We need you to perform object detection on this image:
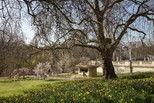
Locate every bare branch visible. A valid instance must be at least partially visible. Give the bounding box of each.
[128,27,146,45]
[128,27,147,36]
[84,0,95,13]
[108,0,123,9]
[74,43,99,51]
[111,0,152,50]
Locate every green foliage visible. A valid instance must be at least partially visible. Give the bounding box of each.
[118,72,154,79]
[0,73,154,103]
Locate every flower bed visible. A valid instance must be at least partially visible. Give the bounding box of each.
[0,73,154,103]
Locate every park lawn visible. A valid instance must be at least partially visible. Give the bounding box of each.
[0,72,153,103]
[1,76,153,103]
[0,79,57,97]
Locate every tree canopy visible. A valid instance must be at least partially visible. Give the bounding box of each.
[0,0,154,79]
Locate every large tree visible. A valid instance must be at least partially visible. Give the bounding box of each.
[0,27,27,75]
[1,0,154,79]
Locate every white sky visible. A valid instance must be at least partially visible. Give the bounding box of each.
[22,20,35,44]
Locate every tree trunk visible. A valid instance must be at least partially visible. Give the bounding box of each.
[103,54,117,79]
[103,52,117,79]
[101,38,117,79]
[129,60,133,73]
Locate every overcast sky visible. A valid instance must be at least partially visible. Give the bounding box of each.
[22,19,35,44]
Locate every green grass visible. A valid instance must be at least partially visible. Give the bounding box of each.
[0,78,57,97]
[1,77,153,103]
[118,72,154,79]
[0,72,154,103]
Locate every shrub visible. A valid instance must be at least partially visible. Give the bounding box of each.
[33,62,51,77]
[119,72,154,79]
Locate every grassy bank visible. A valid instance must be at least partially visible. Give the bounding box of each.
[0,78,57,97]
[0,72,154,103]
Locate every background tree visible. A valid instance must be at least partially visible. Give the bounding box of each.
[0,0,154,79]
[22,0,154,79]
[121,33,139,73]
[0,27,27,76]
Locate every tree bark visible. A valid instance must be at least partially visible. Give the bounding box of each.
[129,60,133,73]
[103,50,117,79]
[102,38,117,79]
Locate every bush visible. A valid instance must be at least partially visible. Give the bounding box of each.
[119,72,154,79]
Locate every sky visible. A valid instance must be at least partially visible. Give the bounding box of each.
[22,20,35,44]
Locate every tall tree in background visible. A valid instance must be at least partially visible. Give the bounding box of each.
[0,27,27,75]
[1,0,154,79]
